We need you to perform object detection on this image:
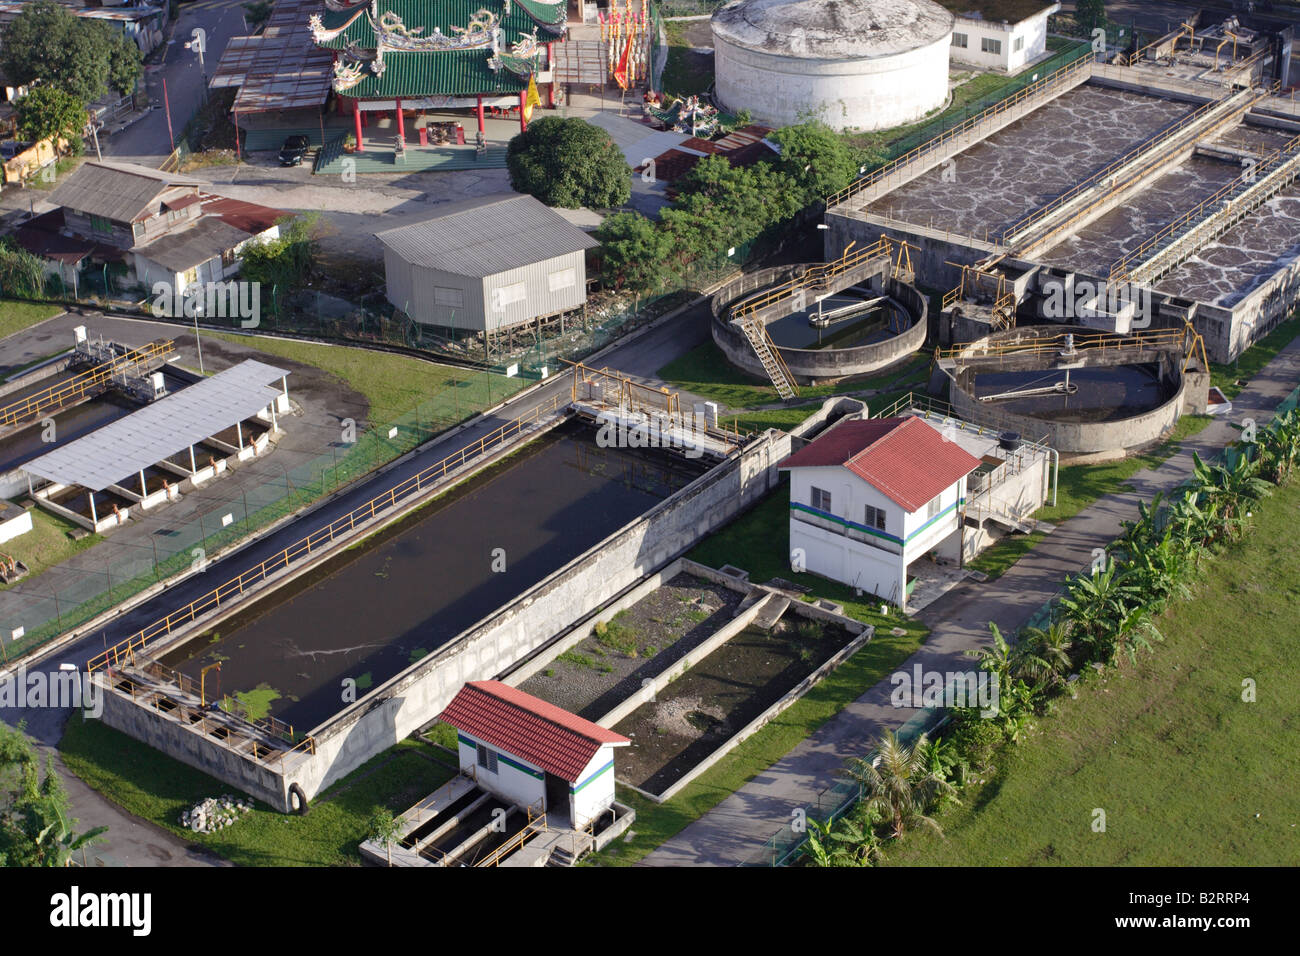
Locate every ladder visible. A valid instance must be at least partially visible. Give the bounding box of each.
[735,316,798,400]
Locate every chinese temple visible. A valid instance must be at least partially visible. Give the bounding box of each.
[309,0,569,149]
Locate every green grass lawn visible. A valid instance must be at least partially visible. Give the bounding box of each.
[885,477,1300,866]
[0,508,101,592]
[968,414,1216,580]
[591,485,929,865]
[659,342,929,412]
[60,717,454,866]
[0,301,63,342]
[210,332,525,424]
[662,21,714,96]
[1211,316,1300,399]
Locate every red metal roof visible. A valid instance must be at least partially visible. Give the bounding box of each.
[199,194,284,235]
[779,417,982,512]
[438,681,629,782]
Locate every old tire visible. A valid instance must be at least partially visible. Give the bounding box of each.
[288,783,309,815]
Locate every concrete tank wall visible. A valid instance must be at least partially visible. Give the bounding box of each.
[713,32,950,132]
[710,265,929,383]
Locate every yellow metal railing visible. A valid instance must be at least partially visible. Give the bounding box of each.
[85,391,568,755]
[997,93,1235,246]
[825,52,1096,210]
[730,236,908,322]
[0,339,175,430]
[1109,129,1300,282]
[935,327,1186,362]
[476,808,547,867]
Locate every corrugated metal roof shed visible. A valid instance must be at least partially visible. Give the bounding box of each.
[375,193,599,278]
[25,361,289,492]
[132,217,257,272]
[49,162,206,224]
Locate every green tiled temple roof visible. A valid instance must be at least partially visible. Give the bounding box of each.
[341,49,527,97]
[316,0,564,51]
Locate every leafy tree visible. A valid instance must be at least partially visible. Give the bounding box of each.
[769,121,861,207]
[242,0,275,33]
[594,211,673,291]
[506,117,631,209]
[0,237,52,299]
[1075,0,1107,34]
[16,85,87,149]
[841,731,957,840]
[238,214,320,301]
[0,723,106,867]
[0,1,138,106]
[366,807,403,867]
[106,34,143,98]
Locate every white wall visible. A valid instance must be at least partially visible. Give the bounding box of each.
[455,731,546,812]
[569,746,620,829]
[785,465,968,605]
[949,7,1056,73]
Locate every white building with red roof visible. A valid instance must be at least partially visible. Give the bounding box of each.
[438,680,629,830]
[779,415,984,608]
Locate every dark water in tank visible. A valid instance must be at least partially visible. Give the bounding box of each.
[161,419,708,730]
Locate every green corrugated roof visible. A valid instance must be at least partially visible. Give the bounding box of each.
[342,49,526,97]
[317,0,562,51]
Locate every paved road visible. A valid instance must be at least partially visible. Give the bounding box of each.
[103,1,247,165]
[643,335,1300,866]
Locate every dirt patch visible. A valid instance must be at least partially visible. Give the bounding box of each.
[520,573,745,720]
[613,618,857,796]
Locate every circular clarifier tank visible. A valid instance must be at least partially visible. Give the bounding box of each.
[710,262,929,384]
[947,326,1192,457]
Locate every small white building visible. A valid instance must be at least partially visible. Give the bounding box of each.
[438,680,629,830]
[779,416,982,608]
[945,1,1060,74]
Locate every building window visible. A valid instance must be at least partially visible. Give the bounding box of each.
[221,247,237,268]
[476,743,498,774]
[952,32,968,48]
[547,268,576,292]
[810,486,832,514]
[982,37,1003,55]
[434,286,464,308]
[926,497,942,520]
[90,215,112,235]
[1014,35,1025,53]
[864,504,886,531]
[491,281,527,311]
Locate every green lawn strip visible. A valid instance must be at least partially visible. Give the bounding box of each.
[659,341,928,412]
[591,486,928,865]
[662,21,714,96]
[0,508,102,592]
[208,332,524,425]
[59,717,453,866]
[884,477,1300,866]
[1210,317,1300,399]
[967,414,1216,580]
[0,301,64,341]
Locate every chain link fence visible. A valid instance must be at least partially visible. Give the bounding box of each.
[0,365,517,662]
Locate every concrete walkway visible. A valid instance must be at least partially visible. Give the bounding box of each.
[644,336,1300,866]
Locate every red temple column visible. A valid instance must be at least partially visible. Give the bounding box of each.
[519,90,528,132]
[354,101,364,152]
[396,97,405,145]
[477,95,485,134]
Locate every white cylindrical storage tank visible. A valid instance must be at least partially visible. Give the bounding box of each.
[711,0,955,132]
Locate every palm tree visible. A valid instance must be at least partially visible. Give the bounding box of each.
[841,731,958,840]
[1012,620,1076,695]
[965,621,1015,688]
[1111,605,1164,665]
[1057,559,1141,660]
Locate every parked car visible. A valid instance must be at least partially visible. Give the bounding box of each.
[278,135,310,166]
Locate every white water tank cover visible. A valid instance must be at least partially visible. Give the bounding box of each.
[711,0,955,132]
